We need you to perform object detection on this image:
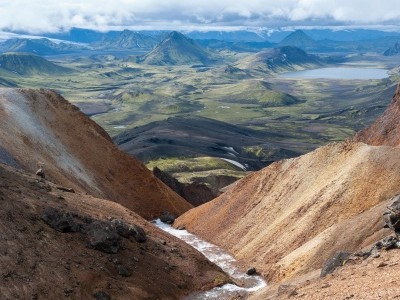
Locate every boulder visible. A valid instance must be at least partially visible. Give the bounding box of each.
[246,267,257,275]
[160,211,176,224]
[374,236,399,251]
[130,224,147,243]
[35,168,45,179]
[110,219,131,238]
[93,291,111,300]
[110,219,146,243]
[41,207,80,233]
[116,264,131,277]
[86,221,121,254]
[384,195,400,236]
[320,251,351,277]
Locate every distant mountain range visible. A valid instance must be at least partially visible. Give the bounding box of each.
[42,27,400,44]
[137,31,216,66]
[93,30,158,50]
[384,42,400,56]
[0,53,71,75]
[2,27,400,55]
[0,38,87,55]
[278,30,316,48]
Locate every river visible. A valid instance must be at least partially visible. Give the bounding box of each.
[154,219,267,299]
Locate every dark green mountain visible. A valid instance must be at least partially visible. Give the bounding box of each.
[0,53,71,75]
[0,38,85,56]
[94,30,158,49]
[278,30,316,48]
[384,42,400,56]
[137,31,216,65]
[114,115,299,169]
[237,46,322,73]
[0,39,57,55]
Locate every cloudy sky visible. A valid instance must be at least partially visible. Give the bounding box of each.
[1,0,400,33]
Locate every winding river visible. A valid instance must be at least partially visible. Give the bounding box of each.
[155,219,267,299]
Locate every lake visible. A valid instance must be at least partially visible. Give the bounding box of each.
[280,67,389,80]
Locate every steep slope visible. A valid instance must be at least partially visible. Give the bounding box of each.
[0,39,58,55]
[237,46,322,73]
[0,53,70,75]
[278,30,316,48]
[384,42,400,56]
[138,31,215,65]
[114,115,299,169]
[0,88,191,219]
[0,162,228,299]
[354,83,400,146]
[176,84,400,284]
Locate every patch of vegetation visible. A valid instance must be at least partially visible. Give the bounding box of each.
[146,157,243,173]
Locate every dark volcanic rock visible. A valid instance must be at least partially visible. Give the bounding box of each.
[160,211,176,224]
[110,219,147,242]
[246,267,257,275]
[93,291,111,300]
[86,221,121,254]
[153,167,215,206]
[374,236,399,251]
[384,195,400,236]
[116,264,132,277]
[130,224,147,243]
[42,207,80,233]
[110,219,131,238]
[35,168,45,179]
[320,251,351,277]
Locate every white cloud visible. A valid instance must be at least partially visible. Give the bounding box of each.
[0,0,399,33]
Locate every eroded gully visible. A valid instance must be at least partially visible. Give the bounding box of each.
[155,219,267,299]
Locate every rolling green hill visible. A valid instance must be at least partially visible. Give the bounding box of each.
[137,31,216,65]
[237,46,322,73]
[0,52,71,75]
[205,80,300,107]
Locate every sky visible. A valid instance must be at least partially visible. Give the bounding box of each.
[1,0,400,33]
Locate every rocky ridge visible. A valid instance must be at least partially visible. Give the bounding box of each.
[0,88,191,219]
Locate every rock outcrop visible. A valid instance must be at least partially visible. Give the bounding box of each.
[153,167,215,206]
[0,88,191,219]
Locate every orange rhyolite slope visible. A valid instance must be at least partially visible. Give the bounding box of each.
[0,88,191,219]
[0,162,228,299]
[355,83,400,146]
[176,83,400,283]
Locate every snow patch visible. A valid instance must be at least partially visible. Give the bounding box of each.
[220,158,246,171]
[222,146,239,155]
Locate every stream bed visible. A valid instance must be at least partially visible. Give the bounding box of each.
[155,219,267,299]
